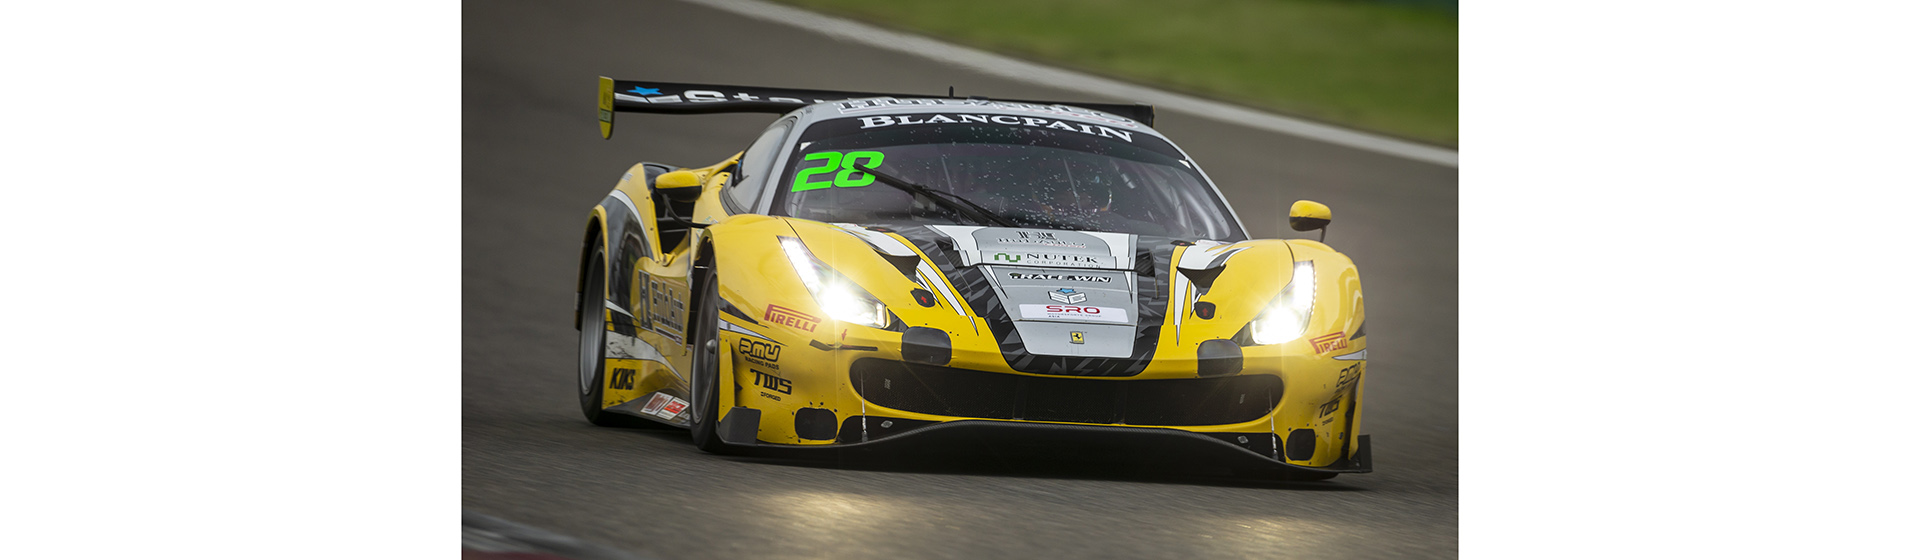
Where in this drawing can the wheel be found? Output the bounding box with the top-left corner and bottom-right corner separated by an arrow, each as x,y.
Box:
687,263 -> 737,453
578,246 -> 653,428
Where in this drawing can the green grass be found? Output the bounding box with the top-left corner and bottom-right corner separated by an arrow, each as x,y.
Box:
774,0 -> 1457,146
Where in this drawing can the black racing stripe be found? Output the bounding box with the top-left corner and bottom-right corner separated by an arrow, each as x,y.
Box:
600,193 -> 640,317
610,317 -> 638,337
895,225 -> 1173,377
607,304 -> 642,335
806,340 -> 881,352
720,298 -> 758,324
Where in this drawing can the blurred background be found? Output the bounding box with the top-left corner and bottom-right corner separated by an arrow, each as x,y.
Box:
775,0 -> 1458,145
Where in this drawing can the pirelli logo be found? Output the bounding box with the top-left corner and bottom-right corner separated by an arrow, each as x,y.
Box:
764,304 -> 820,332
1311,332 -> 1348,354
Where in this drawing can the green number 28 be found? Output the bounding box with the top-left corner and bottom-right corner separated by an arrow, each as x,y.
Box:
792,150 -> 885,192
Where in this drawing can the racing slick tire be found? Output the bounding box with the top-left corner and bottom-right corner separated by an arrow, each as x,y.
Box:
688,262 -> 740,454
577,246 -> 656,428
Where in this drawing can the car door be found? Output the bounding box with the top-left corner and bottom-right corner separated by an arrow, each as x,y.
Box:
597,164 -> 695,414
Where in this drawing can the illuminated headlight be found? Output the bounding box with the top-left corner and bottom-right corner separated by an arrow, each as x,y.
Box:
779,236 -> 891,328
1248,261 -> 1315,345
818,285 -> 888,327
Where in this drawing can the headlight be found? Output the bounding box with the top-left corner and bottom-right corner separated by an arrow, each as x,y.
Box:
1248,261 -> 1315,345
779,236 -> 891,328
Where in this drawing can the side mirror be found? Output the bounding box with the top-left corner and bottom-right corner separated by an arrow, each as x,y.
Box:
1289,200 -> 1332,240
655,170 -> 704,202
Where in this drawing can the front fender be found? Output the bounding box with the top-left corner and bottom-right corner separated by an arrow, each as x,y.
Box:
1171,238 -> 1366,466
700,215 -> 928,443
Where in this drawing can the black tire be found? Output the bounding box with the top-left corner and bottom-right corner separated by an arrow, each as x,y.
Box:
578,246 -> 652,428
687,263 -> 736,453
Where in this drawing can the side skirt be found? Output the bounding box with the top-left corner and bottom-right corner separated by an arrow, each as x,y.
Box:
604,390 -> 693,428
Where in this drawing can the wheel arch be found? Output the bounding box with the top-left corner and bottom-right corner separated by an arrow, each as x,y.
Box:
575,207 -> 609,329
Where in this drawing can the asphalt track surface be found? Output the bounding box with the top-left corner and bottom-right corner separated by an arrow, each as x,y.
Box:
464,1 -> 1459,558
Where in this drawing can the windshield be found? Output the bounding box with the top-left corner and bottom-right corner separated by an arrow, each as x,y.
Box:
769,114 -> 1245,240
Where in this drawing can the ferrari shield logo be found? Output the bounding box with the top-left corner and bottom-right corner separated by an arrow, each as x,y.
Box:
1070,331 -> 1085,344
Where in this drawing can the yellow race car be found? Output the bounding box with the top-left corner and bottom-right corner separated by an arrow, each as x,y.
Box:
577,79 -> 1370,479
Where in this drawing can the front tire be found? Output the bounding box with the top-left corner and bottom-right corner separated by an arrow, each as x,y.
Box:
687,263 -> 737,453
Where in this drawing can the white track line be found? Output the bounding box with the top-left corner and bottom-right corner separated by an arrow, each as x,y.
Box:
677,0 -> 1458,168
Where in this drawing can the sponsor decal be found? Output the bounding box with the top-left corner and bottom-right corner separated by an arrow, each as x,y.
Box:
639,393 -> 672,415
1018,252 -> 1107,268
791,150 -> 886,192
854,114 -> 1135,142
1007,272 -> 1113,283
832,98 -> 1142,128
988,252 -> 1110,268
647,277 -> 686,335
1319,395 -> 1341,418
658,397 -> 689,419
764,304 -> 820,332
1019,304 -> 1129,323
615,88 -> 816,105
607,368 -> 636,390
1337,363 -> 1363,391
753,369 -> 793,395
995,230 -> 1087,248
739,339 -> 781,368
1048,288 -> 1088,304
1311,332 -> 1348,354
1070,331 -> 1085,344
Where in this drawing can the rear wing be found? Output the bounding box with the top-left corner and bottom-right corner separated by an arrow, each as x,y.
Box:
596,78 -> 1154,139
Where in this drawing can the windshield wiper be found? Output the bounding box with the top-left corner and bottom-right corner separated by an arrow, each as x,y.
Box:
853,163 -> 1017,228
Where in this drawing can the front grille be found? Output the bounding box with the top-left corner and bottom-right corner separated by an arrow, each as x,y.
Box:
849,359 -> 1281,426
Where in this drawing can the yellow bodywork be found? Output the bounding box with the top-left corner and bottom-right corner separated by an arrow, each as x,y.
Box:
584,155 -> 1367,468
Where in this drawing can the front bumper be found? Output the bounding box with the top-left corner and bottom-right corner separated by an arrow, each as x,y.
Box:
849,359 -> 1285,426
717,409 -> 1371,477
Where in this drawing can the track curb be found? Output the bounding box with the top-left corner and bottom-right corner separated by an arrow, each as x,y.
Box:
463,511 -> 650,560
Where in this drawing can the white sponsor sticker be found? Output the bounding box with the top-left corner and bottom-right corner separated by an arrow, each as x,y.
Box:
656,397 -> 691,419
1018,304 -> 1129,323
639,393 -> 672,415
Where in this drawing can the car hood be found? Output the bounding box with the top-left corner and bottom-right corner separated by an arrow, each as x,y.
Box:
848,223 -> 1181,377
921,225 -> 1141,271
